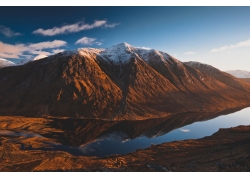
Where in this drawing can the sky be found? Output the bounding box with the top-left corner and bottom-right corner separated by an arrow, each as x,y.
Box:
1,6 -> 250,71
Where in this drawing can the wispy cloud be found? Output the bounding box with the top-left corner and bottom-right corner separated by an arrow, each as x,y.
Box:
180,128 -> 190,132
185,52 -> 196,55
211,39 -> 250,52
52,49 -> 65,54
137,46 -> 152,50
0,42 -> 26,58
0,25 -> 22,37
0,40 -> 67,59
75,37 -> 102,46
33,20 -> 119,36
0,52 -> 20,59
28,40 -> 66,49
104,23 -> 120,28
29,50 -> 51,56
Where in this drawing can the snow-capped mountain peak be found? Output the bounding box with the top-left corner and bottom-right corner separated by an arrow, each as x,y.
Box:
0,58 -> 16,68
77,42 -> 174,65
34,54 -> 48,61
1,43 -> 176,68
100,42 -> 137,63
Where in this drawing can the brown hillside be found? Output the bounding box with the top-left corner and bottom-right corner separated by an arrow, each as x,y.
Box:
1,44 -> 250,120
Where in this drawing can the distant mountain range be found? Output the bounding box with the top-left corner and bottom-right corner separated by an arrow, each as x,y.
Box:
226,70 -> 250,78
0,43 -> 250,120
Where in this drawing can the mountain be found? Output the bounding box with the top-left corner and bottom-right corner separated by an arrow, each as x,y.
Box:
0,43 -> 250,120
0,58 -> 15,68
17,54 -> 48,65
184,61 -> 250,92
226,70 -> 250,78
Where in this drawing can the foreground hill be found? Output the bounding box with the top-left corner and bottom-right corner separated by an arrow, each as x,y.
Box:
0,43 -> 250,120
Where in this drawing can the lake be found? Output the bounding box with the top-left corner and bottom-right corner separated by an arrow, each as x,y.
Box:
1,106 -> 250,157
72,106 -> 250,157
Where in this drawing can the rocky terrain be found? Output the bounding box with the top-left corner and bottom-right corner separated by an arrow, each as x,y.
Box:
1,43 -> 250,120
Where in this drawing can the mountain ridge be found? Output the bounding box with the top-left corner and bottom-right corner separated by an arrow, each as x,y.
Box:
1,43 -> 250,120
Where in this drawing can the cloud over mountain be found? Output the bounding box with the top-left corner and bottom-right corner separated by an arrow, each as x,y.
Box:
75,37 -> 101,45
0,40 -> 67,59
33,20 -> 119,36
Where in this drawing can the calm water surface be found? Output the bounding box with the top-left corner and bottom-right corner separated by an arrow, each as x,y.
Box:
77,107 -> 250,157
1,107 -> 250,157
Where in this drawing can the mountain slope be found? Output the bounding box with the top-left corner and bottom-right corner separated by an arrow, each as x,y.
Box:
0,43 -> 250,120
184,61 -> 250,93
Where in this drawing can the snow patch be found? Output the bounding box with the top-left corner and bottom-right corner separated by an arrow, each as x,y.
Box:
34,54 -> 48,60
3,43 -> 178,67
0,58 -> 16,68
90,42 -> 173,64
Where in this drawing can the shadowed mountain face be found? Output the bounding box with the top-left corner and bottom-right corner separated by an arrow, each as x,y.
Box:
0,43 -> 250,120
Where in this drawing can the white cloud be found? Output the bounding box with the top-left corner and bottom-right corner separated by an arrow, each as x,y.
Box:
96,42 -> 102,46
75,37 -> 102,45
211,39 -> 250,52
180,128 -> 190,132
137,46 -> 152,50
52,49 -> 65,54
185,52 -> 196,55
76,37 -> 96,45
33,20 -> 119,36
104,23 -> 120,28
0,40 -> 67,59
0,25 -> 22,37
0,41 -> 26,58
28,40 -> 66,49
0,52 -> 20,58
19,54 -> 33,60
29,50 -> 51,56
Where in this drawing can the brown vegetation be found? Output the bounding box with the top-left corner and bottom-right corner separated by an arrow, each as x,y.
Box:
0,52 -> 250,120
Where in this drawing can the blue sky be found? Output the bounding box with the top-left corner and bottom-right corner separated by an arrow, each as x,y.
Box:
1,6 -> 250,71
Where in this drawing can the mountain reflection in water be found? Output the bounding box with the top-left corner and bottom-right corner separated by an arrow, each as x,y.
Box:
30,106 -> 249,157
